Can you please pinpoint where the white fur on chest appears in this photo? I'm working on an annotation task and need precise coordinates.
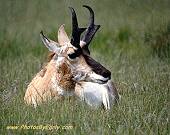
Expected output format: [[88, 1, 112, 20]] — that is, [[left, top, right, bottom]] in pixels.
[[77, 82, 115, 110]]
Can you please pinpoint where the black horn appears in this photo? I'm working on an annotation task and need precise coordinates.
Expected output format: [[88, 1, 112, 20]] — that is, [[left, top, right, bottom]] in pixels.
[[69, 7, 86, 48], [81, 5, 100, 47]]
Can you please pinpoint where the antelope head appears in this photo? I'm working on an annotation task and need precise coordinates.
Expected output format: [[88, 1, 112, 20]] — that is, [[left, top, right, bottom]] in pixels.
[[40, 5, 111, 85]]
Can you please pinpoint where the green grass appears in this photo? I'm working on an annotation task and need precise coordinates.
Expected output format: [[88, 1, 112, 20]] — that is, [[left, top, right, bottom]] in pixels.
[[0, 0, 170, 134]]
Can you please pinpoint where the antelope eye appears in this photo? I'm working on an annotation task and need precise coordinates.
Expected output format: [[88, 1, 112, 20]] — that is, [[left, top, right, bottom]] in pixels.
[[68, 53, 77, 59]]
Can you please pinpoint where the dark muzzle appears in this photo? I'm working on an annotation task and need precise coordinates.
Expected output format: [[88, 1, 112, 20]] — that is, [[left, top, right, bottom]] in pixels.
[[83, 55, 111, 79]]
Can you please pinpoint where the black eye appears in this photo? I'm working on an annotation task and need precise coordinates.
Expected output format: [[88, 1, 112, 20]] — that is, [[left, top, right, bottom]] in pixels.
[[68, 53, 77, 59], [68, 48, 82, 59]]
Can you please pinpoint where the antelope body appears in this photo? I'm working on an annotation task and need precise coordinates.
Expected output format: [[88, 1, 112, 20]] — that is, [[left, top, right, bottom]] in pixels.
[[24, 5, 120, 109]]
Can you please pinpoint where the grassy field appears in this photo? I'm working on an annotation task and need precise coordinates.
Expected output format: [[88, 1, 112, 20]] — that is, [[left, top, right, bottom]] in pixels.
[[0, 0, 170, 134]]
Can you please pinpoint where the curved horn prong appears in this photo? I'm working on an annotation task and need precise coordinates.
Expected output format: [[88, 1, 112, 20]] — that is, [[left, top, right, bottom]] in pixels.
[[69, 7, 78, 33], [81, 5, 100, 52], [83, 5, 94, 26], [69, 7, 86, 48]]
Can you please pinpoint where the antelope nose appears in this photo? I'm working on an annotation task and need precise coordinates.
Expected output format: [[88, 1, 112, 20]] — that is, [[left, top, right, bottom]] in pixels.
[[102, 71, 111, 79]]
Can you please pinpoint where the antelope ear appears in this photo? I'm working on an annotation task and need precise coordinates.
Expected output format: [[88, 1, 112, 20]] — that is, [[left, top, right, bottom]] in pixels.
[[58, 24, 70, 45], [40, 31, 61, 53]]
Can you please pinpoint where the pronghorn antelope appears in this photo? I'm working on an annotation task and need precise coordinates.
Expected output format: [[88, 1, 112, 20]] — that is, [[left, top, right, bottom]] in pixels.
[[24, 5, 120, 109]]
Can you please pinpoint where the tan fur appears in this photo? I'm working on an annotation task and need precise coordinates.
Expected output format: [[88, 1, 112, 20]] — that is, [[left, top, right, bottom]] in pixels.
[[58, 24, 70, 45], [57, 63, 76, 91], [47, 52, 56, 62], [24, 60, 75, 107]]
